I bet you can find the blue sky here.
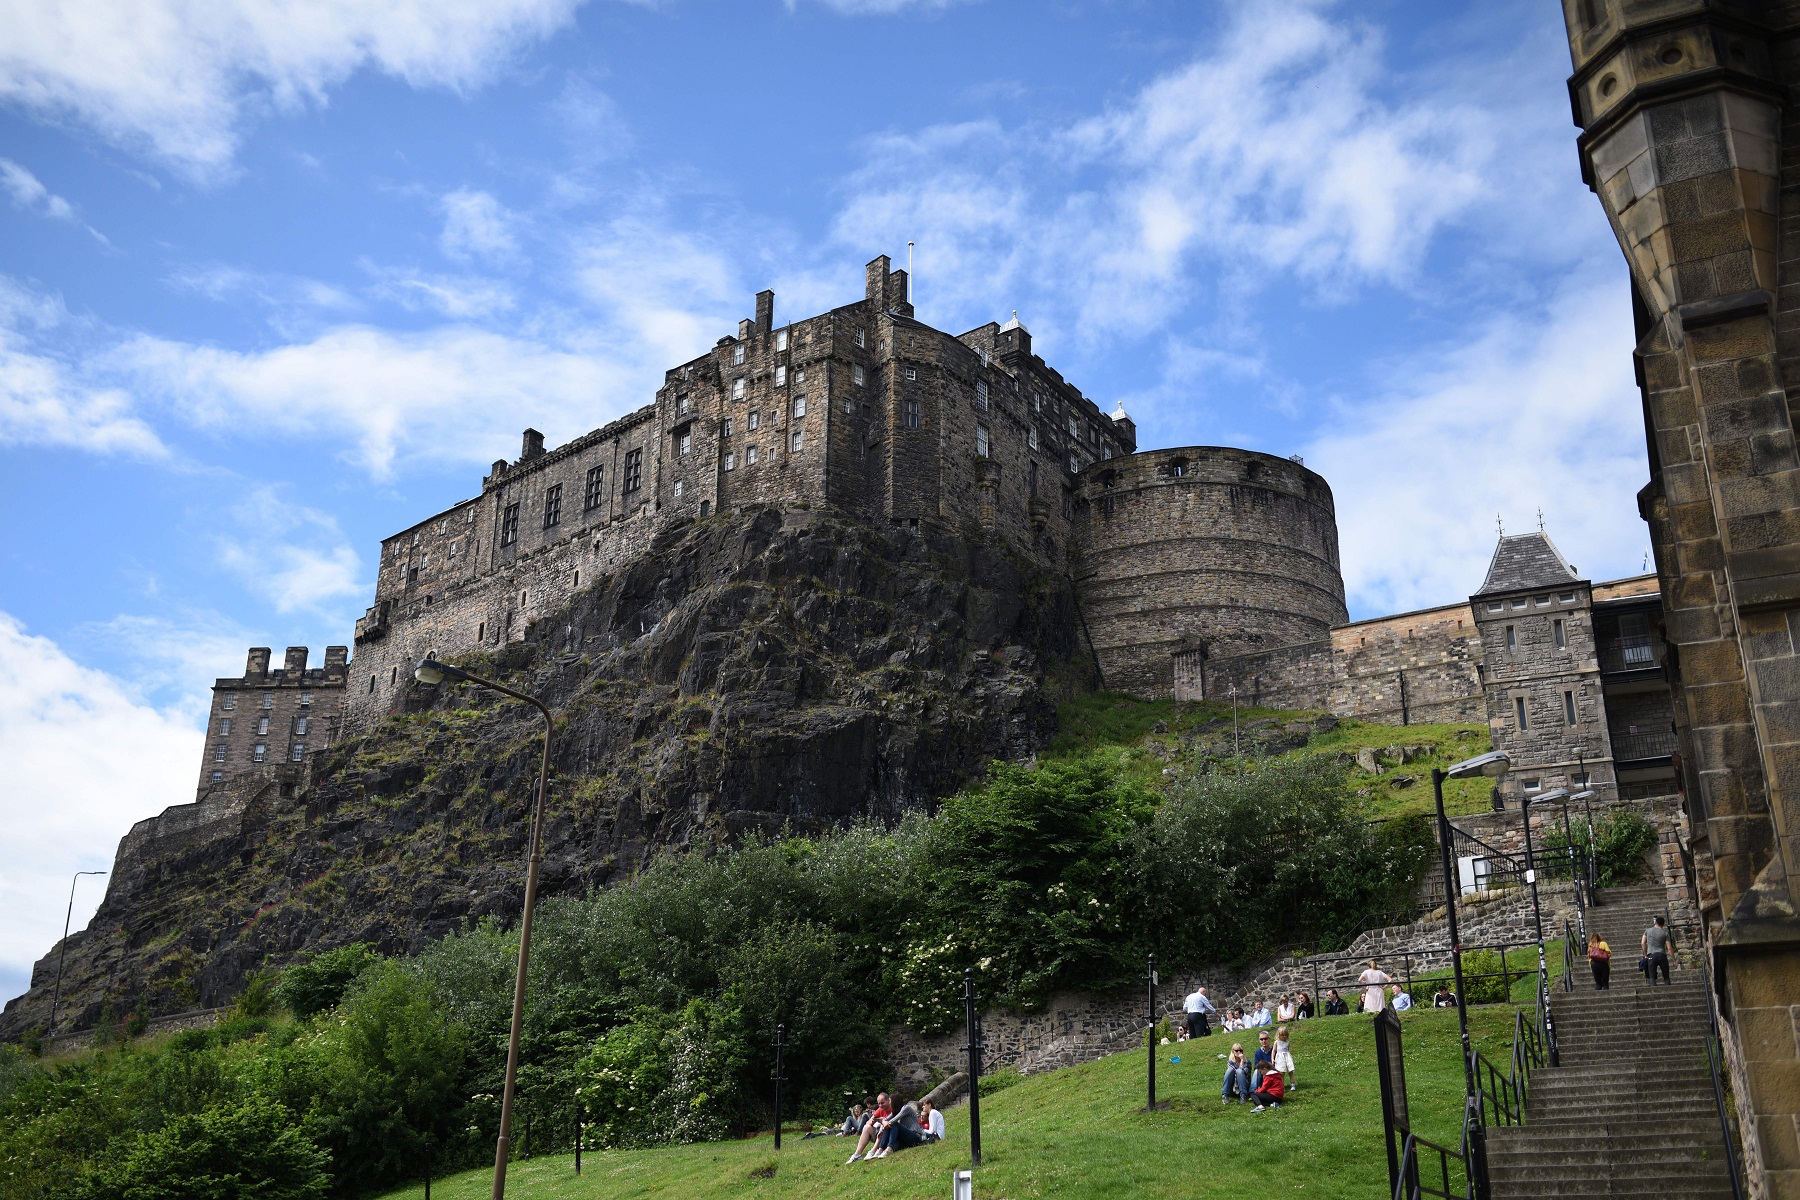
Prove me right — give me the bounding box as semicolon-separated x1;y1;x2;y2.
0;0;1645;1005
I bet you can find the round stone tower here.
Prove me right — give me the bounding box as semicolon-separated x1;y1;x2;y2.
1072;446;1348;697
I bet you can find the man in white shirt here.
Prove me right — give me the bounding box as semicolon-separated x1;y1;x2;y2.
1183;985;1217;1039
1390;985;1413;1012
1250;1000;1273;1027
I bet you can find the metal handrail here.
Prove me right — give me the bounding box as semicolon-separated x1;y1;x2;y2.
1392;1128;1475;1200
1693;950;1746;1200
1561;919;1577;993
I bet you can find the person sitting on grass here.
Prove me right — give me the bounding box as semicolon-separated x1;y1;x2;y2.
869;1098;926;1158
1276;994;1297;1022
839;1104;867;1135
1324;989;1349;1016
1390;984;1413;1013
1295;991;1315;1020
844;1093;892;1164
1221;1042;1253;1103
1251;1030;1274;1091
1250;999;1273;1027
1250;1063;1286;1112
920;1098;946;1144
1433;984;1457;1009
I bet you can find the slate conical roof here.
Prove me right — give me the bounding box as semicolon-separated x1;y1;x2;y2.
1475;532;1583;596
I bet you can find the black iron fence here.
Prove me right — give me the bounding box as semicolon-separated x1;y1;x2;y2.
1597;635;1658;673
1608;727;1677;760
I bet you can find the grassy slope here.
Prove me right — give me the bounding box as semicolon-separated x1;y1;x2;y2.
378;1005;1521;1200
1047;694;1496;819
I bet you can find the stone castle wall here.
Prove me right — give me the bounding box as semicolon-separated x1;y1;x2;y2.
197;648;347;797
1072;447;1348;698
1179;601;1484;725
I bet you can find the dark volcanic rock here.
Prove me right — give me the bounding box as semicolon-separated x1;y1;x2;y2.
2;509;1096;1039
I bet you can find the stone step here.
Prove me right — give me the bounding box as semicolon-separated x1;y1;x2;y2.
1524;1098;1722;1120
1489;1164;1732;1185
1487;1131;1724;1156
1527;1070;1712;1092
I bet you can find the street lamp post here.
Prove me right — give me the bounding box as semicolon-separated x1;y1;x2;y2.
1430;750;1510;1104
48;870;107;1038
414;658;554;1200
1518;786;1562;1066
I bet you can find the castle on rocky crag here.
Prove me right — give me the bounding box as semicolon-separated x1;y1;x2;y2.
190;254;1357;795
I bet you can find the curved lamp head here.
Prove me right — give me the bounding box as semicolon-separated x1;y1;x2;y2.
1528;787;1570;806
414;657;471;686
1570;789;1598;803
1446;750;1511;779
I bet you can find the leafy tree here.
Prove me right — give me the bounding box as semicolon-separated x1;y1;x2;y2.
275;944;380;1020
77;1094;330;1200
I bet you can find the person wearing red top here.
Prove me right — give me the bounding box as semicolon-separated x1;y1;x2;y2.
1250;1067;1285;1112
845;1094;893;1164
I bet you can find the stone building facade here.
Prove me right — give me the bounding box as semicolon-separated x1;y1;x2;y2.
195;647;347;798
1562;3;1800;1194
341;254;1347;726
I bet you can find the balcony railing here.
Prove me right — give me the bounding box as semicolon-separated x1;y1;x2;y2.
1609;727;1677;761
1598;635;1658;674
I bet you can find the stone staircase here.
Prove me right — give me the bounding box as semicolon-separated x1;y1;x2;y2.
1484;884;1734;1198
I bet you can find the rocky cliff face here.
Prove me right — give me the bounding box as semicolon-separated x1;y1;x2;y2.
2;508;1096;1040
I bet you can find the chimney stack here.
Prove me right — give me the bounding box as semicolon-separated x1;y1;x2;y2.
283;647;309;675
521;429;545;461
324;646;348;675
865;255;892;307
245;648;271;679
755;289;774;337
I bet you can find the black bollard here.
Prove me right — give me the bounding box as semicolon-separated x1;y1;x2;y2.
963;968;982;1169
574;1101;582;1175
1146;953;1157;1112
773;1024;786;1151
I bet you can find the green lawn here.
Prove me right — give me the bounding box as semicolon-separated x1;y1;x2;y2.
376;1005;1522;1200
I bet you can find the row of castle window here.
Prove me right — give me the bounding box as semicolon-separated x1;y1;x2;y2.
497;451;645;547
215;714;311;737
212;741;306;764
1487;593;1578;613
219;691;311;712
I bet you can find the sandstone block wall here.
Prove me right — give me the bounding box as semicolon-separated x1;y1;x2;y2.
1073;447;1348;698
1179;600;1484;725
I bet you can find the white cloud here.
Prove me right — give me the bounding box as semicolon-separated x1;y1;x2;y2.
571;215;743;367
216;487;366;617
0;613;200;1008
112;322;634;476
440;189;520;264
1306;262;1649;618
0;157;77;222
0;281;167;457
830;1;1515;345
72;612;260;724
0;0;588;177
366;267;517;319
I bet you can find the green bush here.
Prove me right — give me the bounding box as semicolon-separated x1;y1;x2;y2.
275;943;380;1019
1541;811;1660;887
77;1094;330;1200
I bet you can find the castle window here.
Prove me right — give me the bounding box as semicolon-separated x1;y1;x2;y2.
520;590;527;605
775;365;787;386
222;694;235;711
390;666;398;684
1560;592;1576;603
1534;595;1550;606
585;465;605;510
291;743;305;762
853;364;865;387
478;621;485;641
975;380;988;410
733;343;746;365
674;480;685;499
1554;618;1566;648
793;394;807;418
678;431;692;456
1102;445;1113;460
748;411;761;431
677;394;691;414
1029;460;1038;495
1505;625;1517;652
1521;777;1539;793
776;329;789;351
905;366;917;381
408;567;419;585
796;368;805;384
214;743;227;763
978;347;989;367
467;507;476;524
722;417;733;438
262;692;273;709
448;541;457;559
1028;427;1038;450
1032;390;1042;412
253;743;267;763
501;503;520;546
1069;452;1081;473
623;449;643;494
1515;696;1529;731
300;691;311;706
902;398;920;429
791;430;804;454
725;452;736;471
1487;601;1504;613
295;715;308;735
543;484;563;528
1564;690;1577;726
976;425;990;458
258;715;270;735
210;771;223;783
219;717;232;736
700;500;710;517
748;445;759;465
855;328;866;348
1068;415;1079;438
368;675;376;694
733;378;746;400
